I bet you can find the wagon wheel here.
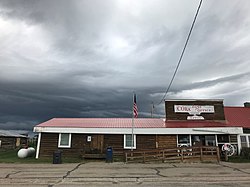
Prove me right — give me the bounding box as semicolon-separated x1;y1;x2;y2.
221;143;235;156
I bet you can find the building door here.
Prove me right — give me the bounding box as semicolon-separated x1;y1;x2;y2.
90;135;104;154
16;138;21;147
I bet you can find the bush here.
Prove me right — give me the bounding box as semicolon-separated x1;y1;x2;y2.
240;147;250;159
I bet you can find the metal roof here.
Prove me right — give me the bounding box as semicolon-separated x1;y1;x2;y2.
0;130;28;138
224;107;250;128
36;118;166;128
35;118;231;129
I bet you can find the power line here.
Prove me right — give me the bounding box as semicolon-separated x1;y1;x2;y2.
157;0;203;105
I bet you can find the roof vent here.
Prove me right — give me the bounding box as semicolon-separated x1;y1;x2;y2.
244;102;250;107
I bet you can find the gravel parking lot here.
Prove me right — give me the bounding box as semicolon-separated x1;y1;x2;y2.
0;161;250;187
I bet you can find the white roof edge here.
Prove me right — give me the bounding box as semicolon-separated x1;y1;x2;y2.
33;126;243;135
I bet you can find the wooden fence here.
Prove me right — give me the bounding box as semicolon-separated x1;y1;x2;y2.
125;146;220;163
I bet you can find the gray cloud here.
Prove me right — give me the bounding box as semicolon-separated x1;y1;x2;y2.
0;0;249;131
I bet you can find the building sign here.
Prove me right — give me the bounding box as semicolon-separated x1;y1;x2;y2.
174;105;215;120
87;136;92;142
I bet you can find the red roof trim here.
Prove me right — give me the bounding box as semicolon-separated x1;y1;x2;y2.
165;120;228;128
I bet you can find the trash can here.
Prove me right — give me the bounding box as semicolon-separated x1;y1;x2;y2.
53;150;62;164
106;146;113;163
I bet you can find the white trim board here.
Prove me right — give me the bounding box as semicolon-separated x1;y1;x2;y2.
34;127;243;135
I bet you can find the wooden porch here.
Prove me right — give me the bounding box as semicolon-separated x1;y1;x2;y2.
125;146;220;163
82;153;106;159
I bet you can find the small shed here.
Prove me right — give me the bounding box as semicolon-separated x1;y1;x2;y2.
0;130;28;149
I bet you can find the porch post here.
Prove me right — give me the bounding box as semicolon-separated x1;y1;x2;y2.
35;132;41;159
215;135;218;146
237;135;242;155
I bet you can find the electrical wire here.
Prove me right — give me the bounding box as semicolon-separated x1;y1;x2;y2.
157;0;203;105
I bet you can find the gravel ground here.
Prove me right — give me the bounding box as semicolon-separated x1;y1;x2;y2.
0;161;250;187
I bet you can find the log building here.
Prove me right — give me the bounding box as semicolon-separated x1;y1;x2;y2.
33;99;250;160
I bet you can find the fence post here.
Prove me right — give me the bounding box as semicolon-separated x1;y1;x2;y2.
224;152;228;161
216;147;220;162
143;152;145;163
181;148;184;162
200;147;203;162
162;150;165;163
125;152;128;163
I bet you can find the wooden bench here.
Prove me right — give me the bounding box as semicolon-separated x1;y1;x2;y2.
82;153;106;159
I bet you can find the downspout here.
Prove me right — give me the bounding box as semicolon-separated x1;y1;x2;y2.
237;134;241;155
35;132;41;159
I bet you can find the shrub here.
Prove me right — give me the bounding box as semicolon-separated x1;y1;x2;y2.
240;147;250;159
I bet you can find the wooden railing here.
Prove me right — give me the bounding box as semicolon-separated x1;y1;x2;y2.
125;146;220;163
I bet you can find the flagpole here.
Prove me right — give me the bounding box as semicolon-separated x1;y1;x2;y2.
151;102;154;118
131;93;134;152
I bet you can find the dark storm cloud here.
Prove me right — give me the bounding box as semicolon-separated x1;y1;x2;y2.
0;80;164;131
170;72;250;93
0;80;139;130
0;0;250;130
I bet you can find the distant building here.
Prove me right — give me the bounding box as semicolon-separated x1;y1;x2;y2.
0;130;28;149
33;99;250;160
244;102;250;107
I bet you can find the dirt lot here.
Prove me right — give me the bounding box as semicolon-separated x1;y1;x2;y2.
0;161;250;187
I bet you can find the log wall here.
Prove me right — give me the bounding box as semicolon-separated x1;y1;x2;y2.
157;135;177;149
0;137;27;149
0;137;16;149
39;133;178;159
39;133;85;158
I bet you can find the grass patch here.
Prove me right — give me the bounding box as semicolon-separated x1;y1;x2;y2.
0;149;83;164
228;156;250;163
0;149;50;163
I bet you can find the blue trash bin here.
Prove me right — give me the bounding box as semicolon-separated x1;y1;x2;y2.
106;146;113;163
53;150;62;164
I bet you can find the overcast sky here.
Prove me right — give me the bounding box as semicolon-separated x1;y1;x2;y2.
0;0;250;131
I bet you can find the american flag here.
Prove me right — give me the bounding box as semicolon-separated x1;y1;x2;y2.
133;94;138;118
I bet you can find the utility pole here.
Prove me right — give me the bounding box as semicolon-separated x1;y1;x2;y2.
151;102;154;118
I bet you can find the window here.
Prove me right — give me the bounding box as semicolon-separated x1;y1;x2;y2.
240;136;248;148
229;135;237;143
58;133;71;148
217;135;229;143
124;134;136;149
205;135;216;146
178;135;190;146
